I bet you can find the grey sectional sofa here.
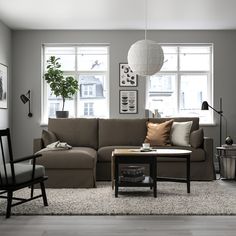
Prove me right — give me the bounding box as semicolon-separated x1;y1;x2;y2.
34;117;216;188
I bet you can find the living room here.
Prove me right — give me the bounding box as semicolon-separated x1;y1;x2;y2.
1;0;236;235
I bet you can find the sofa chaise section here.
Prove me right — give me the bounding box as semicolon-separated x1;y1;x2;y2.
34;118;98;188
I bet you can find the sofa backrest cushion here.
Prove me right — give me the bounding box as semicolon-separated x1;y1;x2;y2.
48;118;98;149
99;119;148;147
148;117;199;133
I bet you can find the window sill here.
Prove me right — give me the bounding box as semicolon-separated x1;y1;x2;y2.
40;122;48;127
200;122;217;127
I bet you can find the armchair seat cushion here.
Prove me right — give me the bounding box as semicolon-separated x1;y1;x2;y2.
0;163;45;185
37;147;97;169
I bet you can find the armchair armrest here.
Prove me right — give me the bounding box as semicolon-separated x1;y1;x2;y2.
12;153;42;164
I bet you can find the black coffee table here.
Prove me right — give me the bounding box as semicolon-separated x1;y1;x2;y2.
111;148;192;197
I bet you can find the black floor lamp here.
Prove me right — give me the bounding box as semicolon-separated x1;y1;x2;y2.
201;98;224;146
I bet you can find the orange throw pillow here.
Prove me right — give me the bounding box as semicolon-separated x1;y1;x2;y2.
145;119;174;146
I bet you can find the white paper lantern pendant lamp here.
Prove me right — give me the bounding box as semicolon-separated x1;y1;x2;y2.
127;0;164;76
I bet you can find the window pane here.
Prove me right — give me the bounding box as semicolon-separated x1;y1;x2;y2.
77;47;108;71
79;75;105;98
78;74;108;118
147;74;177;117
161;46;177;71
179;46;211;54
179;46;211;71
45;47;75;71
47;83;75;118
180;74;208;110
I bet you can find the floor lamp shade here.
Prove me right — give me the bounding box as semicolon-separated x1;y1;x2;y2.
127;39;164;76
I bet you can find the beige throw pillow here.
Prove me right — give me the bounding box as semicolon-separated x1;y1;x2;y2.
145;119;174;146
42;129;58;147
170;121;193;146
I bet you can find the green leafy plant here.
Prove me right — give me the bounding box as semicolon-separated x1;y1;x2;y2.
44;56;79;111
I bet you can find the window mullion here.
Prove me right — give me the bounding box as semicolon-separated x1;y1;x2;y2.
177;46;180;115
74;46;78;118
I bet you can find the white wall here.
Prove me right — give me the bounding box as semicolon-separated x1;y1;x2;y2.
0;21;11;129
12;30;236;157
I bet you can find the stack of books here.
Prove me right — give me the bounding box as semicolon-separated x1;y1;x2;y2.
120;166;145;182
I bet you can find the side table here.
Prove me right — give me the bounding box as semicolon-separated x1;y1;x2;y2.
216;146;236;179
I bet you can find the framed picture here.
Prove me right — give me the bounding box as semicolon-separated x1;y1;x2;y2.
119;90;138;114
0;63;8;109
119;63;138;87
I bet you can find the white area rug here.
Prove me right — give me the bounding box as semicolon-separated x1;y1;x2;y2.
1;181;236;215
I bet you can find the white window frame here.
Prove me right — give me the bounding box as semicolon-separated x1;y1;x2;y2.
41;44;110;125
146;43;213;124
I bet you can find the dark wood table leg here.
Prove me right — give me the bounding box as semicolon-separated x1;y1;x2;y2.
115;157;119;198
187;155;190;193
149;160;153;190
152;157;157;198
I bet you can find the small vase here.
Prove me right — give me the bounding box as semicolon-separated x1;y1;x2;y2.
225;136;233;145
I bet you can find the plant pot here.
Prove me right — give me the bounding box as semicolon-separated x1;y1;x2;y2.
56;111;69;118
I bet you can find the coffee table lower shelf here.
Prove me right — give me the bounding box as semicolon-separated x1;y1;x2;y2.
118;176;153;187
116;176;156;197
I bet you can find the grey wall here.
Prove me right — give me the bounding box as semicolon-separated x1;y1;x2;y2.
0;21;11;129
12;30;236;157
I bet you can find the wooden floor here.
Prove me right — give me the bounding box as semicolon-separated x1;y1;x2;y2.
1;178;236;236
1;215;236;236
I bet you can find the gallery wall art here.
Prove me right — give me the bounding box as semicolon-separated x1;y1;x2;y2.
0;63;8;109
119;63;137;87
119;90;138;114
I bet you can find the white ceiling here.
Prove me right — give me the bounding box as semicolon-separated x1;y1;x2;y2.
0;0;236;30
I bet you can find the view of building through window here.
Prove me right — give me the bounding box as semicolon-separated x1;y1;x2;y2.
42;45;109;123
146;44;213;124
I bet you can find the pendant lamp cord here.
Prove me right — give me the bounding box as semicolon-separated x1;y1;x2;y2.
145;0;147;40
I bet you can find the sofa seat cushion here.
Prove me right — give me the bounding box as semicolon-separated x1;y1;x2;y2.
98;146;141;162
37;147;97;169
98;146;205;163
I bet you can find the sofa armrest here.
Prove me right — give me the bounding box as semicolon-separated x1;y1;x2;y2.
203;137;213;159
203;136;216;178
33;138;43;153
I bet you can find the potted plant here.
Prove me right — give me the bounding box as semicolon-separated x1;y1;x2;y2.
44;56;79;118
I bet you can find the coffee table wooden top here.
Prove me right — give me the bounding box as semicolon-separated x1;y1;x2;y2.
113;148;192;157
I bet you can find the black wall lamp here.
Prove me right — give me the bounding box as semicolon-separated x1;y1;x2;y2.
20;90;33;117
201;98;226;146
